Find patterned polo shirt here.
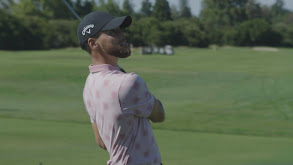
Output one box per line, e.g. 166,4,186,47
83,64,161,165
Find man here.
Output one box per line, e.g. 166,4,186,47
77,11,165,165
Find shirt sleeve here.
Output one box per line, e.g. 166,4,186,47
83,87,95,123
118,73,154,118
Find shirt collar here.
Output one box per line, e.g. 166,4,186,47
89,64,120,73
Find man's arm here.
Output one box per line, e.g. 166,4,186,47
149,97,165,123
119,73,165,120
91,122,107,150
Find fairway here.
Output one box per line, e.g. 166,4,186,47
1,117,293,165
1,47,293,164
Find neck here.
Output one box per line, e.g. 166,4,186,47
91,51,118,67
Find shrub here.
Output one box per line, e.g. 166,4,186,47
0,11,41,50
127,17,161,46
180,18,209,47
273,23,293,47
0,11,79,50
127,17,209,47
47,20,79,48
232,19,282,46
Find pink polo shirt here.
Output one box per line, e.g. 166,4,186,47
83,64,161,165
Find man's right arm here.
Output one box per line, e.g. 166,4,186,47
148,97,165,123
91,122,107,150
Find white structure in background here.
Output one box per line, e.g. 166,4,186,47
140,46,152,55
164,45,174,55
159,47,166,54
152,46,159,54
141,45,174,55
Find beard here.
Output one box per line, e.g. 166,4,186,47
104,39,131,58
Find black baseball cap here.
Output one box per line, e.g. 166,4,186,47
77,11,132,44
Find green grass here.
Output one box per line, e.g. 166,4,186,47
1,47,293,164
1,117,293,165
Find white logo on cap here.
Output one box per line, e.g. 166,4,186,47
82,24,94,35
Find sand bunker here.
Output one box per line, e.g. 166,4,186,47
252,47,279,52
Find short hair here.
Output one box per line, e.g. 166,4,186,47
80,32,102,55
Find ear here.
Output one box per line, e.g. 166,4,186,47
88,38,99,50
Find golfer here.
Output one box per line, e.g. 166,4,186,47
77,11,165,165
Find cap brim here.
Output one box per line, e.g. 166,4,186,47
101,16,132,31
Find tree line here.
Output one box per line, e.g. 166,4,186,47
0,0,292,50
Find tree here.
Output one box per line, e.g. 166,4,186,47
10,0,50,18
285,13,293,24
127,17,160,46
0,10,29,50
95,0,122,17
170,4,180,19
180,18,209,47
245,0,262,20
152,0,172,21
47,19,79,48
232,19,282,46
122,0,133,15
42,0,75,19
180,0,192,18
200,0,250,44
0,10,50,50
0,0,14,12
260,5,272,22
271,0,286,16
74,0,94,18
141,0,152,17
200,0,249,26
271,0,289,23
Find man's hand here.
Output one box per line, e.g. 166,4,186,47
149,97,165,123
91,122,107,150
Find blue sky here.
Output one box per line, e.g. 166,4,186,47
116,0,293,16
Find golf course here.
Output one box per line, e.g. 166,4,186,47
1,47,293,165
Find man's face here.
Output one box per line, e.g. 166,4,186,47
97,27,131,58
